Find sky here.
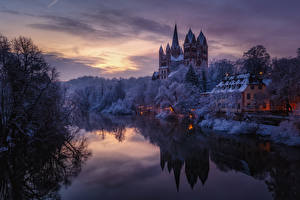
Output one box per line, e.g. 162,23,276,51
0,0,299,81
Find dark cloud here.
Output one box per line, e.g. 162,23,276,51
129,55,156,70
29,15,126,40
84,9,172,37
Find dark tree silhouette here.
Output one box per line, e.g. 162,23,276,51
268,57,300,113
242,45,271,75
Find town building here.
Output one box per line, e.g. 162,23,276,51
211,73,271,113
210,73,300,114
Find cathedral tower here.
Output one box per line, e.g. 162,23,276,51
171,24,181,58
196,31,208,67
184,28,197,65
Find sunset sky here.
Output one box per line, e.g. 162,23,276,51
0,0,299,80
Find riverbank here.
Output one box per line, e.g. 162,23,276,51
199,118,300,147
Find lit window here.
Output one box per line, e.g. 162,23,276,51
263,102,266,108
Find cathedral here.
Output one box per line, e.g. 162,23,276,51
154,24,208,80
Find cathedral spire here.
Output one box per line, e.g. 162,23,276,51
171,24,179,49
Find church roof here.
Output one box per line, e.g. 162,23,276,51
159,45,164,53
185,28,196,43
197,31,207,46
166,43,171,52
171,24,180,49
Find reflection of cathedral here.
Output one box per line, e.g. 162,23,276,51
133,117,300,198
160,148,209,190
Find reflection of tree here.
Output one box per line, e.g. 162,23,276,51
0,130,90,200
209,136,300,200
78,113,128,142
113,127,126,142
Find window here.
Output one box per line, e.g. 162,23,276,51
263,102,266,109
258,85,262,90
238,104,240,109
247,103,251,108
247,93,251,99
250,85,254,90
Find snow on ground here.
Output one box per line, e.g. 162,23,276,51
0,147,8,152
200,119,258,134
199,118,300,146
171,54,184,62
102,99,133,115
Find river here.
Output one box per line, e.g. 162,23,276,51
59,115,300,200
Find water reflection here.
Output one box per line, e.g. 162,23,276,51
69,115,300,200
0,129,90,200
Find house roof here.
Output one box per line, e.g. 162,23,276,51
212,73,267,93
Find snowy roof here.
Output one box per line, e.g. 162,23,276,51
171,54,184,62
263,79,272,86
152,71,159,78
212,73,269,94
212,73,250,93
160,66,169,69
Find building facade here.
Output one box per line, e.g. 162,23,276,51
154,24,208,80
211,74,271,113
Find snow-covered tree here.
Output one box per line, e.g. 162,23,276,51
185,65,199,86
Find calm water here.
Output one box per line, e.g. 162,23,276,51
58,115,300,200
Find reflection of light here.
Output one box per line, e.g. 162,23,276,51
169,106,174,112
188,124,193,130
259,71,263,75
140,112,143,115
189,114,193,119
259,142,271,152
